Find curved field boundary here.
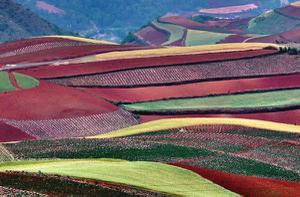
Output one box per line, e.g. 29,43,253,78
2,43,279,73
152,20,185,45
17,49,277,79
0,171,163,196
0,81,116,120
80,73,300,103
185,30,232,46
0,159,237,196
64,43,280,64
1,108,138,140
0,72,15,93
277,5,300,20
159,16,204,30
0,45,153,65
38,36,118,45
120,88,300,114
48,53,300,88
0,121,35,142
135,26,169,46
171,164,300,197
139,109,300,125
87,118,300,139
0,37,92,54
0,41,89,59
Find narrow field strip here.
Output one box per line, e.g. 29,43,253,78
0,159,237,197
87,118,300,139
48,52,298,88
83,73,300,103
38,36,117,45
1,109,138,139
69,43,279,65
121,88,300,113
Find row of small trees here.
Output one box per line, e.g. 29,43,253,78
279,43,300,55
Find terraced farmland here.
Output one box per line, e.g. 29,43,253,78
0,33,299,195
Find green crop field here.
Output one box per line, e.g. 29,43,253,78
13,72,39,89
0,72,15,93
185,30,232,46
0,159,237,196
152,20,185,45
247,10,300,35
121,88,300,112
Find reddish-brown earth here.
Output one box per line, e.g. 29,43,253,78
0,37,88,54
221,35,249,43
136,26,169,46
81,73,300,103
139,109,300,125
171,164,300,197
248,28,300,43
159,16,204,30
0,81,117,120
0,122,35,142
17,49,277,78
277,5,300,19
0,44,151,64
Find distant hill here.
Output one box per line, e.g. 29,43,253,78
15,0,297,42
125,1,300,46
247,1,300,35
0,0,72,43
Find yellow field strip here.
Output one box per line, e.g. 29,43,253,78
86,118,300,139
37,35,118,45
291,1,300,7
67,42,279,64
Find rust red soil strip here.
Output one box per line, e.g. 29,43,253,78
17,49,277,78
169,163,300,197
139,109,300,125
8,72,20,90
0,45,154,65
0,121,35,142
0,81,117,120
80,73,300,103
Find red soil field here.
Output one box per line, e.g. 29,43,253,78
139,109,300,125
248,28,300,43
17,49,277,79
80,73,300,103
168,29,187,46
0,122,35,142
135,26,168,46
48,52,299,88
0,81,117,120
159,16,204,30
277,5,300,20
0,37,92,54
221,35,249,43
171,163,300,197
0,44,151,64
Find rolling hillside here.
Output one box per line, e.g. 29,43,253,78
0,0,72,43
0,35,299,195
126,1,300,46
15,0,297,42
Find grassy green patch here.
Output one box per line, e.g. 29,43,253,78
185,30,232,46
0,72,15,93
0,159,237,196
247,10,300,35
227,129,300,139
198,155,300,181
13,72,39,89
121,88,300,112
